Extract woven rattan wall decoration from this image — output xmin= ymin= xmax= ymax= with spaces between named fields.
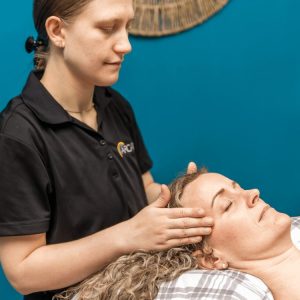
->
xmin=129 ymin=0 xmax=229 ymax=37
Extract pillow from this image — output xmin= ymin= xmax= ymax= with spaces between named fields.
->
xmin=155 ymin=216 xmax=300 ymax=300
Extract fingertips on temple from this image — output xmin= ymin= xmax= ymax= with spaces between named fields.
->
xmin=201 ymin=227 xmax=212 ymax=235
xmin=201 ymin=217 xmax=214 ymax=226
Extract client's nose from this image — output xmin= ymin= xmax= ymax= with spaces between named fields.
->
xmin=246 ymin=189 xmax=260 ymax=208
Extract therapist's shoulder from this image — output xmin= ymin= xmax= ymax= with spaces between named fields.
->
xmin=0 ymin=95 xmax=40 ymax=148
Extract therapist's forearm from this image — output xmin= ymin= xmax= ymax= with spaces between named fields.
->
xmin=145 ymin=182 xmax=162 ymax=204
xmin=15 ymin=221 xmax=130 ymax=295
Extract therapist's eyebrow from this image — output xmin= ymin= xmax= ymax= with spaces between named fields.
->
xmin=94 ymin=16 xmax=135 ymax=25
xmin=211 ymin=181 xmax=237 ymax=208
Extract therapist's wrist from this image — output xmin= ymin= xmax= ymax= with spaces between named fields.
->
xmin=111 ymin=219 xmax=137 ymax=255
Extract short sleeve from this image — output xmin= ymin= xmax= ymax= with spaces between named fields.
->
xmin=0 ymin=134 xmax=51 ymax=236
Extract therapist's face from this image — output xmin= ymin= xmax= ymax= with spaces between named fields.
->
xmin=181 ymin=173 xmax=292 ymax=265
xmin=59 ymin=0 xmax=133 ymax=86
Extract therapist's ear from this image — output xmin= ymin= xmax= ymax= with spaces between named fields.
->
xmin=45 ymin=16 xmax=66 ymax=48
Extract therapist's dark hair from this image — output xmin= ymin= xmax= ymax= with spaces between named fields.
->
xmin=31 ymin=0 xmax=94 ymax=70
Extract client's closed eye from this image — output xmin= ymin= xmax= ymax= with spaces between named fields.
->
xmin=224 ymin=201 xmax=232 ymax=212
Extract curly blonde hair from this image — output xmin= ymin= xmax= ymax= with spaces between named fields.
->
xmin=54 ymin=168 xmax=217 ymax=300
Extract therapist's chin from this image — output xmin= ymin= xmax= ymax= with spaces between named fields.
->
xmin=94 ymin=71 xmax=120 ymax=87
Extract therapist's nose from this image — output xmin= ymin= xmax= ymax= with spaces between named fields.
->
xmin=246 ymin=189 xmax=260 ymax=208
xmin=114 ymin=30 xmax=132 ymax=56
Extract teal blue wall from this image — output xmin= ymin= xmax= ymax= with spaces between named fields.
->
xmin=1 ymin=0 xmax=300 ymax=298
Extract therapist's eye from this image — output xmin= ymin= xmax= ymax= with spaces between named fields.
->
xmin=99 ymin=22 xmax=118 ymax=33
xmin=101 ymin=26 xmax=116 ymax=33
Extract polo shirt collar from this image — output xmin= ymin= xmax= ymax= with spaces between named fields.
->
xmin=21 ymin=70 xmax=112 ymax=125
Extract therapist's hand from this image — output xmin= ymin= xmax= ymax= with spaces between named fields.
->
xmin=187 ymin=161 xmax=197 ymax=174
xmin=123 ymin=184 xmax=213 ymax=252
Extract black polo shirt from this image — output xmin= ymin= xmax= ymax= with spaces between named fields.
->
xmin=0 ymin=71 xmax=152 ymax=299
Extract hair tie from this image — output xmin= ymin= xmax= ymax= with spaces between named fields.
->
xmin=25 ymin=36 xmax=45 ymax=53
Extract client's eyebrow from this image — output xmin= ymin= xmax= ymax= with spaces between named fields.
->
xmin=211 ymin=188 xmax=224 ymax=208
xmin=211 ymin=181 xmax=237 ymax=208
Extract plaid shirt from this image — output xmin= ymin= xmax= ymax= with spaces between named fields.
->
xmin=156 ymin=216 xmax=300 ymax=300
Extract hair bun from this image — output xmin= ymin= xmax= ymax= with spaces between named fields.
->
xmin=25 ymin=36 xmax=36 ymax=53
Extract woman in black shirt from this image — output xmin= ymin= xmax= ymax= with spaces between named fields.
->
xmin=0 ymin=1 xmax=213 ymax=299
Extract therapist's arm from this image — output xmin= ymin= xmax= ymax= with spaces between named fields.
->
xmin=0 ymin=223 xmax=130 ymax=295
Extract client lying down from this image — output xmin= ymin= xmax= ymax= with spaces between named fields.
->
xmin=55 ymin=169 xmax=299 ymax=300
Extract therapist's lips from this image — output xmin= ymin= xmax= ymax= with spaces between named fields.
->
xmin=259 ymin=205 xmax=270 ymax=222
xmin=105 ymin=60 xmax=123 ymax=66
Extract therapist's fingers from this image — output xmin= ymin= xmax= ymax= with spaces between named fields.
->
xmin=150 ymin=184 xmax=171 ymax=208
xmin=166 ymin=236 xmax=203 ymax=248
xmin=167 ymin=216 xmax=214 ymax=229
xmin=167 ymin=227 xmax=212 ymax=240
xmin=187 ymin=161 xmax=197 ymax=174
xmin=167 ymin=207 xmax=206 ymax=219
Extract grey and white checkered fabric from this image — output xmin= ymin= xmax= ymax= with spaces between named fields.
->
xmin=156 ymin=270 xmax=273 ymax=300
xmin=155 ymin=216 xmax=300 ymax=300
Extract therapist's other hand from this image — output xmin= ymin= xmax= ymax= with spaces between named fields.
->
xmin=124 ymin=184 xmax=213 ymax=252
xmin=187 ymin=161 xmax=197 ymax=174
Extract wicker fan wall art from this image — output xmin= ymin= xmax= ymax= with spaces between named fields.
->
xmin=129 ymin=0 xmax=229 ymax=37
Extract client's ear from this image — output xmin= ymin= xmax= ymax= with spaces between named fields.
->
xmin=192 ymin=249 xmax=229 ymax=270
xmin=212 ymin=257 xmax=229 ymax=270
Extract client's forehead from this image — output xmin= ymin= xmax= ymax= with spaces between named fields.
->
xmin=181 ymin=173 xmax=229 ymax=208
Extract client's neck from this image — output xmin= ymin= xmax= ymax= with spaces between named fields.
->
xmin=240 ymin=242 xmax=300 ymax=300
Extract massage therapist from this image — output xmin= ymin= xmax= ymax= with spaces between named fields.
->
xmin=0 ymin=1 xmax=213 ymax=299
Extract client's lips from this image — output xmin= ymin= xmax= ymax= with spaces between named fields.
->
xmin=259 ymin=205 xmax=270 ymax=222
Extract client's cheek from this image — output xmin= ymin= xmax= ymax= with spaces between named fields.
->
xmin=211 ymin=224 xmax=241 ymax=247
xmin=208 ymin=228 xmax=227 ymax=248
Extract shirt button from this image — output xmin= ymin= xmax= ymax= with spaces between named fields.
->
xmin=107 ymin=153 xmax=113 ymax=160
xmin=99 ymin=139 xmax=106 ymax=146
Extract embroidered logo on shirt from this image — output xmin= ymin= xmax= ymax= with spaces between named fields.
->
xmin=117 ymin=141 xmax=135 ymax=158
